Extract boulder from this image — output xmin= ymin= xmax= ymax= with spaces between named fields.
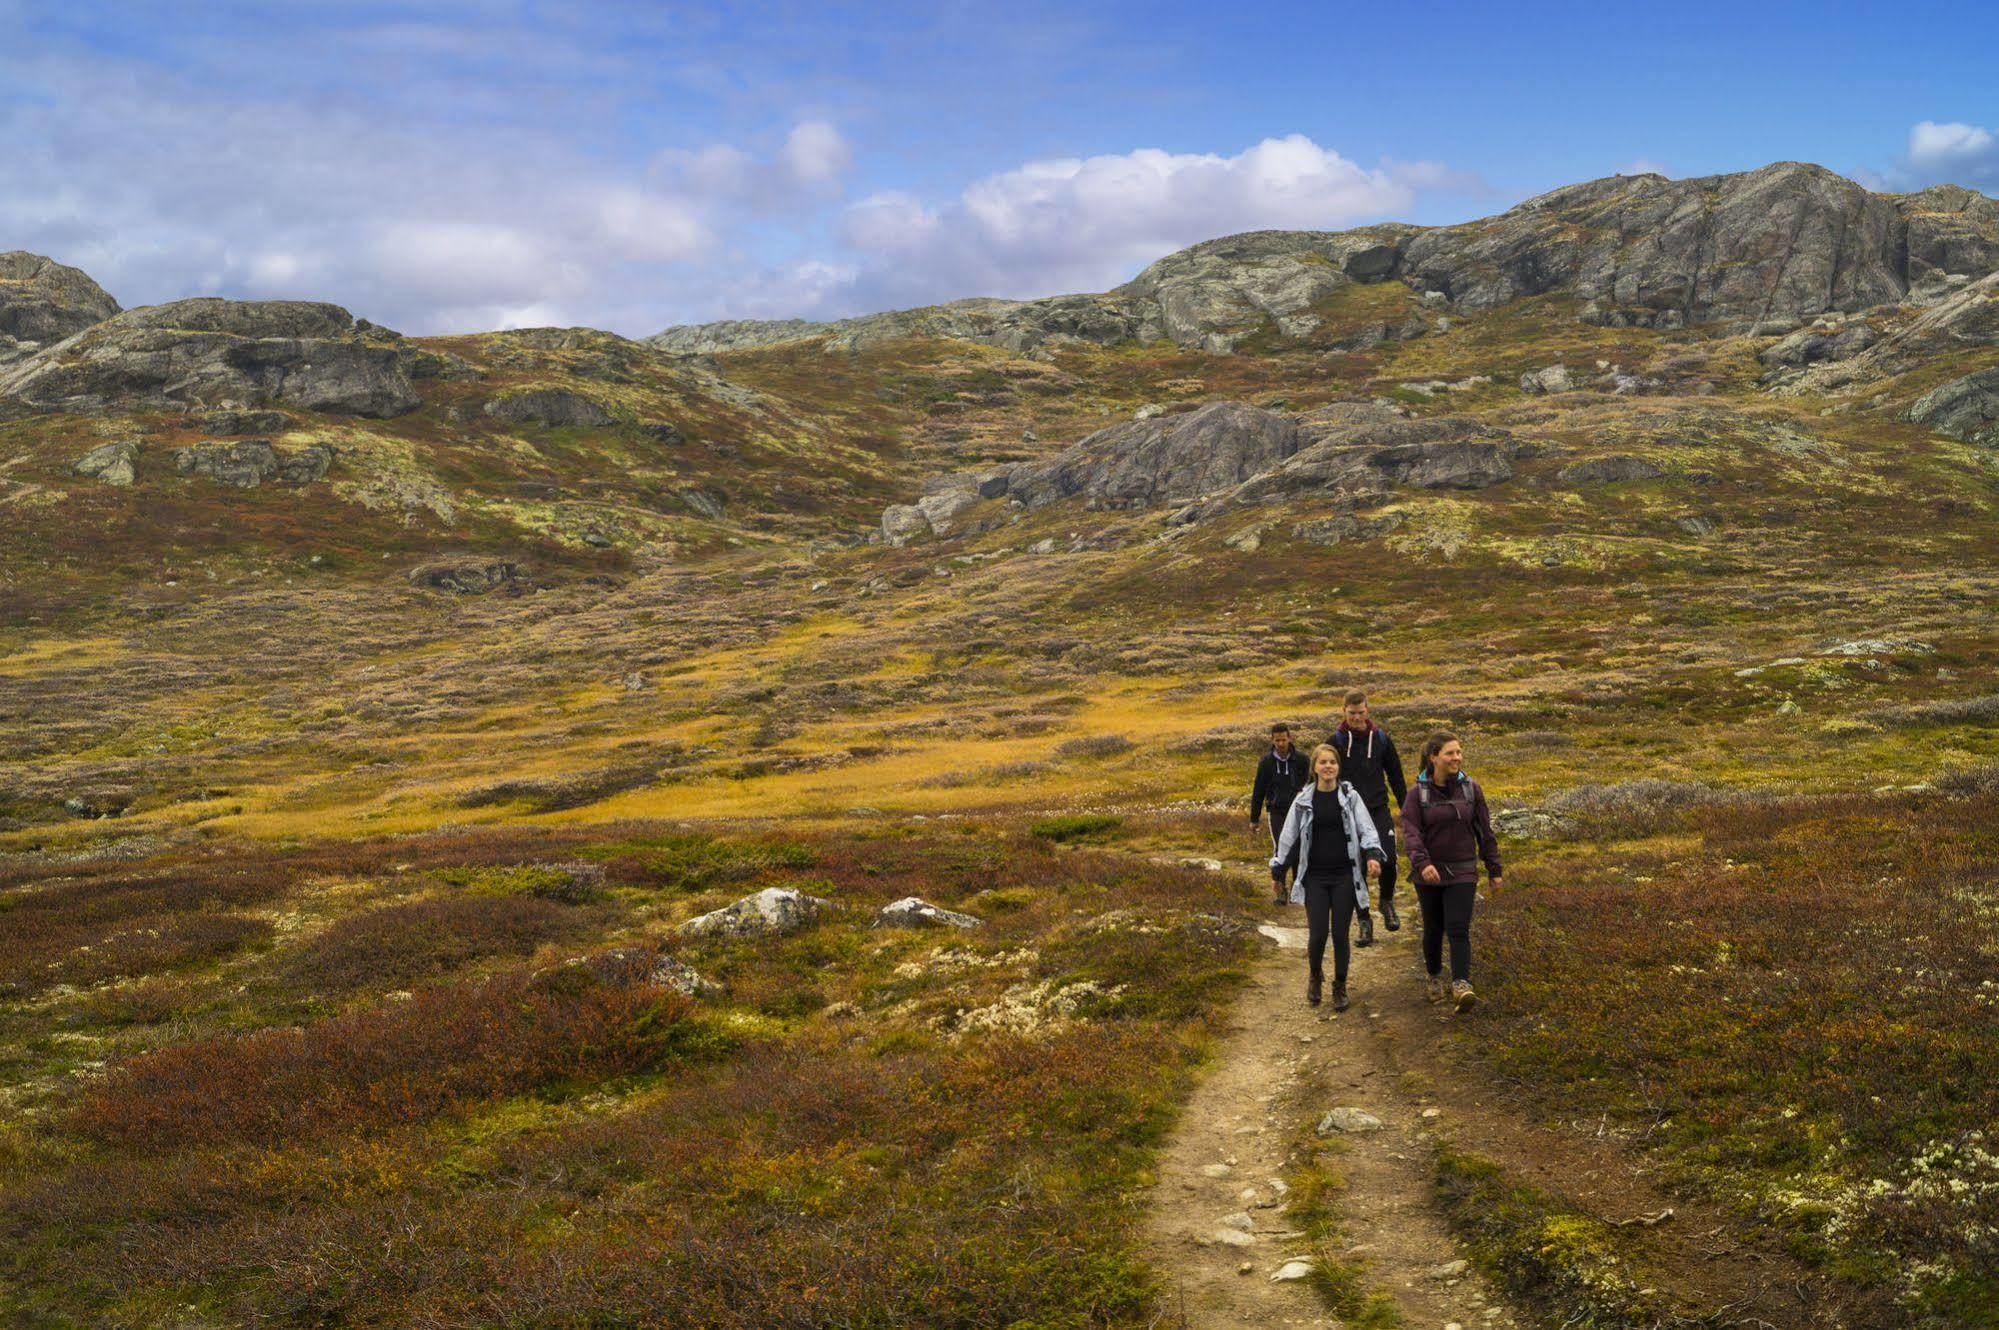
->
xmin=1317 ymin=1106 xmax=1385 ymax=1134
xmin=678 ymin=488 xmax=726 ymax=520
xmin=880 ymin=503 xmax=930 ymax=546
xmin=1906 ymin=366 xmax=1999 ymax=445
xmin=1519 ymin=364 xmax=1575 ymax=394
xmin=0 ymin=251 xmax=120 ymax=364
xmin=406 ymin=557 xmax=527 ymax=594
xmin=172 ymin=440 xmax=335 ymax=487
xmin=0 ymin=298 xmax=421 ymax=417
xmin=1559 ymin=454 xmax=1665 ymax=484
xmin=1758 ymin=321 xmax=1878 ymax=368
xmin=1007 ymin=401 xmax=1302 ymax=509
xmin=72 ymin=440 xmax=139 ymax=486
xmin=875 ymin=897 xmax=984 ymax=929
xmin=483 ymin=388 xmax=615 ymax=427
xmin=678 ymin=886 xmax=834 ymax=938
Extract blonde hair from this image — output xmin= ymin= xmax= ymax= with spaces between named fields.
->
xmin=1310 ymin=742 xmax=1342 ymax=774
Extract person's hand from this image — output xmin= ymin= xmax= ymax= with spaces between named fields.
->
xmin=1365 ymin=860 xmax=1380 ymax=881
xmin=1488 ymin=876 xmax=1504 ymax=892
xmin=1419 ymin=864 xmax=1441 ymax=885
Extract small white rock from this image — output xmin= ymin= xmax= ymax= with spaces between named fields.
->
xmin=1214 ymin=1228 xmax=1256 ymax=1247
xmin=1317 ymin=1106 xmax=1385 ymax=1134
xmin=1271 ymin=1259 xmax=1314 ymax=1282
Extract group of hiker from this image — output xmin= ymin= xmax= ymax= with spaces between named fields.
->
xmin=1249 ymin=690 xmax=1501 ymax=1015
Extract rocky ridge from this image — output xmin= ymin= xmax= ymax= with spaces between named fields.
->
xmin=0 ymin=298 xmax=427 ymax=418
xmin=656 ymin=163 xmax=1999 ymax=357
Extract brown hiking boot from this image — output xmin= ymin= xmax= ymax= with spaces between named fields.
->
xmin=1332 ymin=982 xmax=1350 ymax=1012
xmin=1307 ymin=972 xmax=1322 ymax=1006
xmin=1426 ymin=973 xmax=1449 ymax=1004
xmin=1355 ymin=911 xmax=1374 ymax=947
xmin=1452 ymin=980 xmax=1477 ymax=1013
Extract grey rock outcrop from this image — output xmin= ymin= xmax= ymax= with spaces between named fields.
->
xmin=72 ymin=440 xmax=139 ymax=486
xmin=1007 ymin=401 xmax=1303 ymax=509
xmin=1559 ymin=455 xmax=1665 ymax=484
xmin=172 ymin=440 xmax=335 ymax=487
xmin=483 ymin=387 xmax=615 ymax=427
xmin=875 ymin=897 xmax=985 ymax=929
xmin=1230 ymin=404 xmax=1516 ymax=505
xmin=678 ymin=886 xmax=834 ymax=938
xmin=0 ymin=298 xmax=422 ymax=417
xmin=1400 ymin=163 xmax=1999 ymax=327
xmin=0 ymin=251 xmax=120 ymax=364
xmin=1906 ymin=367 xmax=1999 ymax=445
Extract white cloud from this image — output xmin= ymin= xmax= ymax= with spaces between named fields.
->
xmin=779 ymin=120 xmax=852 ymax=186
xmin=1894 ymin=120 xmax=1999 ymax=188
xmin=823 ymin=133 xmax=1481 ymax=312
xmin=653 ymin=120 xmax=854 ymax=210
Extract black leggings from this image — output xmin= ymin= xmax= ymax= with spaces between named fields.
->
xmin=1416 ymin=880 xmax=1477 ymax=981
xmin=1303 ymin=869 xmax=1359 ymax=984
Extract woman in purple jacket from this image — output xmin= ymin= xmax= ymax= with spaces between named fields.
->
xmin=1401 ymin=731 xmax=1504 ymax=1013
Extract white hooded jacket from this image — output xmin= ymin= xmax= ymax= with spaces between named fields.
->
xmin=1270 ymin=779 xmax=1385 ymax=908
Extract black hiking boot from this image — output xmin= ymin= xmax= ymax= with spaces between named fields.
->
xmin=1380 ymin=896 xmax=1400 ymax=931
xmin=1332 ymin=982 xmax=1350 ymax=1012
xmin=1356 ymin=911 xmax=1374 ymax=947
xmin=1307 ymin=970 xmax=1323 ymax=1006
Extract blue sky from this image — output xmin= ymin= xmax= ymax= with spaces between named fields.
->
xmin=2 ymin=0 xmax=1994 ymax=335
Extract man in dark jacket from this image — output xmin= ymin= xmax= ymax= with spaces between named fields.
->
xmin=1332 ymin=689 xmax=1408 ymax=939
xmin=1250 ymin=723 xmax=1307 ymax=904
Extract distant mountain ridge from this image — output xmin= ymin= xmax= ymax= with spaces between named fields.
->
xmin=648 ymin=161 xmax=1999 ymax=355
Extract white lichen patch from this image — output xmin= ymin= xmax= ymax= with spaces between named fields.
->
xmin=932 ymin=978 xmax=1126 ymax=1040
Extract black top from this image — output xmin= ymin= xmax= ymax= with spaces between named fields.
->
xmin=1333 ymin=724 xmax=1408 ymax=816
xmin=1251 ymin=749 xmax=1309 ymax=824
xmin=1305 ymin=787 xmax=1354 ymax=874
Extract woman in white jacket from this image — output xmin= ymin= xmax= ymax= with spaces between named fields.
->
xmin=1271 ymin=744 xmax=1385 ymax=1010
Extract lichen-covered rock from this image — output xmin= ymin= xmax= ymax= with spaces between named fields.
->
xmin=1519 ymin=364 xmax=1575 ymax=394
xmin=1906 ymin=366 xmax=1999 ymax=445
xmin=678 ymin=886 xmax=834 ymax=938
xmin=0 ymin=298 xmax=421 ymax=417
xmin=1316 ymin=1106 xmax=1385 ymax=1134
xmin=172 ymin=440 xmax=335 ymax=487
xmin=0 ymin=251 xmax=120 ymax=364
xmin=72 ymin=440 xmax=139 ymax=486
xmin=875 ymin=897 xmax=984 ymax=929
xmin=547 ymin=944 xmax=717 ymax=996
xmin=482 ymin=388 xmax=615 ymax=427
xmin=1007 ymin=401 xmax=1302 ymax=509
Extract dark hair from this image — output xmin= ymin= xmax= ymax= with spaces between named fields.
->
xmin=1419 ymin=730 xmax=1461 ymax=778
xmin=1270 ymin=722 xmax=1291 ymax=734
xmin=1342 ymin=688 xmax=1367 ymax=708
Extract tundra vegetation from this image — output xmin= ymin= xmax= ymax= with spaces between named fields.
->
xmin=3 ymin=164 xmax=1998 ymax=1326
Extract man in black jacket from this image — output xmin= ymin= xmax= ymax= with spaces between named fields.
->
xmin=1332 ymin=689 xmax=1408 ymax=940
xmin=1250 ymin=723 xmax=1308 ymax=905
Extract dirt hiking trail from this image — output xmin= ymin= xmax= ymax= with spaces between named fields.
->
xmin=1143 ymin=900 xmax=1837 ymax=1328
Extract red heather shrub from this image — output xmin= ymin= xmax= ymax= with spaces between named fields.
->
xmin=76 ymin=965 xmax=723 ymax=1151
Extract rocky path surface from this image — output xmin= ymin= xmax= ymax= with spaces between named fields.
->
xmin=1143 ymin=914 xmax=1521 ymax=1329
